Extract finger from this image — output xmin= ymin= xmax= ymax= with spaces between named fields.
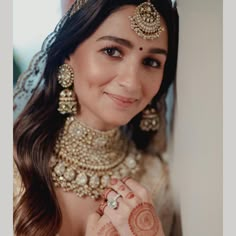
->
xmin=121 ymin=176 xmax=132 ymax=183
xmin=106 ymin=191 xmax=123 ymax=209
xmin=101 ymin=187 xmax=113 ymax=199
xmin=108 ymin=178 xmax=135 ymax=199
xmin=97 ymin=221 xmax=120 ymax=236
xmin=103 ymin=191 xmax=132 ymax=223
xmin=121 ymin=177 xmax=152 ymax=202
xmin=97 ymin=212 xmax=113 ymax=225
xmin=103 ymin=196 xmax=134 ymax=236
xmin=97 ymin=200 xmax=108 ymax=216
xmin=103 ymin=196 xmax=129 ymax=219
xmin=100 ymin=191 xmax=128 ymax=215
xmin=85 ymin=212 xmax=101 ymax=234
xmin=87 ymin=211 xmax=112 ymax=227
xmin=108 ymin=178 xmax=142 ymax=206
xmin=106 ymin=189 xmax=140 ymax=212
xmin=96 ymin=208 xmax=103 ymax=216
xmin=86 ymin=212 xmax=115 ymax=236
xmin=87 ymin=212 xmax=100 ymax=224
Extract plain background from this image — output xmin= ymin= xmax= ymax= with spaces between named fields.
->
xmin=169 ymin=0 xmax=222 ymax=235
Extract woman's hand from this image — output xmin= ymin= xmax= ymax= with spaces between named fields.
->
xmin=85 ymin=211 xmax=120 ymax=236
xmin=86 ymin=177 xmax=165 ymax=236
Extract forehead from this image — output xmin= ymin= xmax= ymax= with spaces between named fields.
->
xmin=90 ymin=5 xmax=168 ymax=50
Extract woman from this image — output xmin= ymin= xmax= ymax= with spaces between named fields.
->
xmin=14 ymin=0 xmax=179 ymax=235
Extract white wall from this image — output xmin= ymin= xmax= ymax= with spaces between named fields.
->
xmin=13 ymin=0 xmax=61 ymax=71
xmin=170 ymin=0 xmax=222 ymax=235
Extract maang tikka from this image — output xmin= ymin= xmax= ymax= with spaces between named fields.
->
xmin=57 ymin=64 xmax=77 ymax=115
xmin=140 ymin=105 xmax=160 ymax=132
xmin=70 ymin=0 xmax=164 ymax=40
xmin=129 ymin=0 xmax=165 ymax=40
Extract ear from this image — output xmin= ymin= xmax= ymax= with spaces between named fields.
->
xmin=64 ymin=58 xmax=70 ymax=64
xmin=63 ymin=58 xmax=74 ymax=71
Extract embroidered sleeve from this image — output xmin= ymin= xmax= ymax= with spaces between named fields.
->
xmin=139 ymin=154 xmax=181 ymax=236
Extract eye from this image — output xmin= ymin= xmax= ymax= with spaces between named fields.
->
xmin=143 ymin=58 xmax=161 ymax=68
xmin=102 ymin=47 xmax=122 ymax=58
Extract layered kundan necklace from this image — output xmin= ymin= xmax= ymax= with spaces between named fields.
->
xmin=50 ymin=116 xmax=142 ymax=199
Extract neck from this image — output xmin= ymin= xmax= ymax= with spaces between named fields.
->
xmin=75 ymin=113 xmax=119 ymax=131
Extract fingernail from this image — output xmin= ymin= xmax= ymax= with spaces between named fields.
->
xmin=110 ymin=178 xmax=118 ymax=185
xmin=126 ymin=192 xmax=135 ymax=199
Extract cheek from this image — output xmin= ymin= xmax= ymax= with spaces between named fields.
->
xmin=143 ymin=79 xmax=162 ymax=101
xmin=141 ymin=67 xmax=165 ymax=97
xmin=75 ymin=56 xmax=116 ymax=88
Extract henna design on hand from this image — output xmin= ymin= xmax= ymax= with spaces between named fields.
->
xmin=128 ymin=202 xmax=160 ymax=236
xmin=102 ymin=188 xmax=113 ymax=199
xmin=96 ymin=208 xmax=103 ymax=216
xmin=125 ymin=192 xmax=135 ymax=199
xmin=97 ymin=222 xmax=120 ymax=236
xmin=98 ymin=201 xmax=107 ymax=215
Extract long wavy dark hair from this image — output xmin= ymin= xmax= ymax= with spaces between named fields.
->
xmin=13 ymin=0 xmax=178 ymax=235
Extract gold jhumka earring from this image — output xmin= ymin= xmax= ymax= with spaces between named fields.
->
xmin=140 ymin=105 xmax=160 ymax=132
xmin=57 ymin=64 xmax=77 ymax=115
xmin=129 ymin=0 xmax=165 ymax=40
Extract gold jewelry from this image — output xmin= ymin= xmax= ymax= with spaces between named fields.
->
xmin=70 ymin=1 xmax=164 ymax=40
xmin=50 ymin=116 xmax=142 ymax=199
xmin=57 ymin=64 xmax=77 ymax=114
xmin=140 ymin=106 xmax=160 ymax=131
xmin=129 ymin=0 xmax=165 ymax=40
xmin=70 ymin=0 xmax=88 ymax=16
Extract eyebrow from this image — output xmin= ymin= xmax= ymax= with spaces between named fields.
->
xmin=96 ymin=35 xmax=167 ymax=55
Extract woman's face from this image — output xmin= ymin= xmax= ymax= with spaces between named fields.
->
xmin=66 ymin=5 xmax=168 ymax=130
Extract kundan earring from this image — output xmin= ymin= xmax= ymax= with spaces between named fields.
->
xmin=140 ymin=105 xmax=160 ymax=132
xmin=57 ymin=64 xmax=77 ymax=115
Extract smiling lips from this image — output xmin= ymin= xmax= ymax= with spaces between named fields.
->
xmin=105 ymin=92 xmax=138 ymax=108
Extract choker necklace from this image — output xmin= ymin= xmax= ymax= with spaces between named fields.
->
xmin=50 ymin=116 xmax=143 ymax=199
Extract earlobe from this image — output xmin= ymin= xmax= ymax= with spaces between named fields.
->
xmin=64 ymin=58 xmax=74 ymax=70
xmin=64 ymin=58 xmax=71 ymax=64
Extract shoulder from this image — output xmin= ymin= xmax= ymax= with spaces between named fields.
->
xmin=139 ymin=152 xmax=177 ymax=236
xmin=139 ymin=152 xmax=169 ymax=194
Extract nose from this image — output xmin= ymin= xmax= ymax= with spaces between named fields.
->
xmin=117 ymin=61 xmax=142 ymax=92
